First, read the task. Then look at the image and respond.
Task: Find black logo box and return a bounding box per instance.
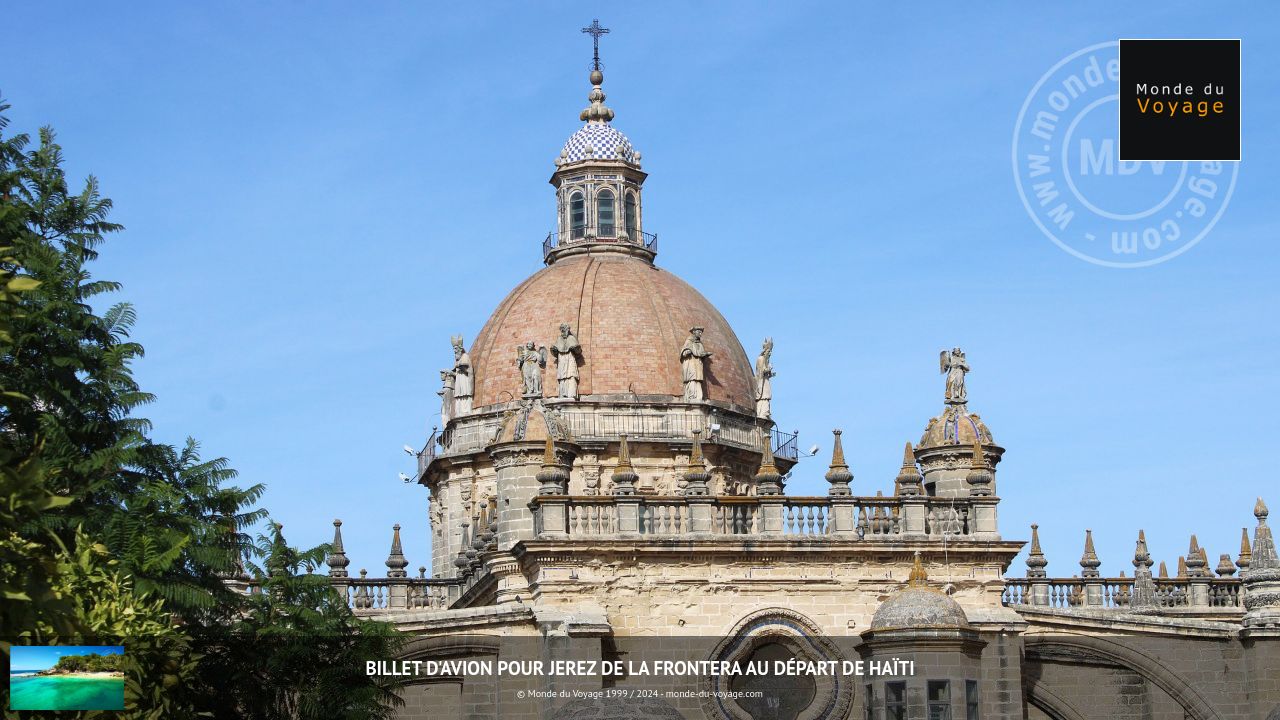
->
[1119,39,1240,161]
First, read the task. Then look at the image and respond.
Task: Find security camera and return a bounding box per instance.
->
[808,444,820,456]
[403,444,416,456]
[399,473,412,483]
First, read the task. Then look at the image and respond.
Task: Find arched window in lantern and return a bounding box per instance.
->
[570,192,586,239]
[625,191,638,237]
[597,189,616,237]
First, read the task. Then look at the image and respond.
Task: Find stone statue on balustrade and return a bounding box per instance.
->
[755,337,775,418]
[681,327,712,401]
[437,369,455,428]
[940,347,969,405]
[550,323,582,399]
[516,341,548,397]
[451,336,474,415]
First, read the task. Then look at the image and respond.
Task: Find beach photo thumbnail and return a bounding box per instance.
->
[9,645,126,711]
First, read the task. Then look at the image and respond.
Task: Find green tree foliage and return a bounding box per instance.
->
[53,651,123,674]
[199,523,406,720]
[1,95,406,718]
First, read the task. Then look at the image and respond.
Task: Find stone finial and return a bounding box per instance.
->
[1026,524,1048,579]
[1159,561,1169,579]
[1133,529,1151,568]
[1252,497,1278,571]
[1243,497,1280,626]
[966,440,993,497]
[908,550,929,587]
[536,437,568,495]
[385,524,408,578]
[682,430,711,496]
[824,430,853,496]
[894,441,924,497]
[1130,530,1157,610]
[1237,528,1252,571]
[326,519,350,578]
[1185,535,1207,577]
[579,70,616,122]
[1216,554,1237,577]
[754,432,783,496]
[611,434,639,496]
[1079,529,1101,578]
[1177,556,1188,578]
[453,522,471,571]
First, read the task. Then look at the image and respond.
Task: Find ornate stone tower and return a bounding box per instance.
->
[915,348,1005,497]
[417,33,797,584]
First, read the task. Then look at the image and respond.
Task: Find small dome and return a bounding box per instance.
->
[871,588,971,630]
[919,405,994,449]
[561,122,638,164]
[493,404,549,444]
[871,555,971,630]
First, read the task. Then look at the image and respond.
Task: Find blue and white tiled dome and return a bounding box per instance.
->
[560,123,638,164]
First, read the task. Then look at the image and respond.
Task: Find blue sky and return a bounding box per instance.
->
[10,646,124,672]
[4,3,1278,581]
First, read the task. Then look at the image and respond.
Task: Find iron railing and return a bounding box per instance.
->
[773,428,799,460]
[543,227,658,261]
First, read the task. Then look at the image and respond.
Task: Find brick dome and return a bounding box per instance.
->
[469,252,755,410]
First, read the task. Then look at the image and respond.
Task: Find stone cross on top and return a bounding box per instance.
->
[582,19,610,70]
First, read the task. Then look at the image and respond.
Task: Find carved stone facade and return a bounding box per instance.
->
[313,48,1279,720]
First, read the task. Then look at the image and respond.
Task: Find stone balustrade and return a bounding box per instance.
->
[330,571,460,615]
[1002,577,1243,610]
[421,406,801,475]
[530,494,997,539]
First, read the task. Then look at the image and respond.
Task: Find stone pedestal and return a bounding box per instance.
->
[901,498,928,537]
[616,496,641,534]
[829,497,856,536]
[759,497,785,535]
[688,497,714,534]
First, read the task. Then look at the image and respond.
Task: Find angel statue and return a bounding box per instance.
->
[754,337,775,419]
[550,323,582,399]
[940,347,969,405]
[516,341,548,397]
[451,336,473,415]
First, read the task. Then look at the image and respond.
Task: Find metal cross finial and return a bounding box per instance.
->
[581,19,610,70]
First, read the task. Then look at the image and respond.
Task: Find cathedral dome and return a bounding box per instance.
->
[560,122,638,164]
[468,252,755,410]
